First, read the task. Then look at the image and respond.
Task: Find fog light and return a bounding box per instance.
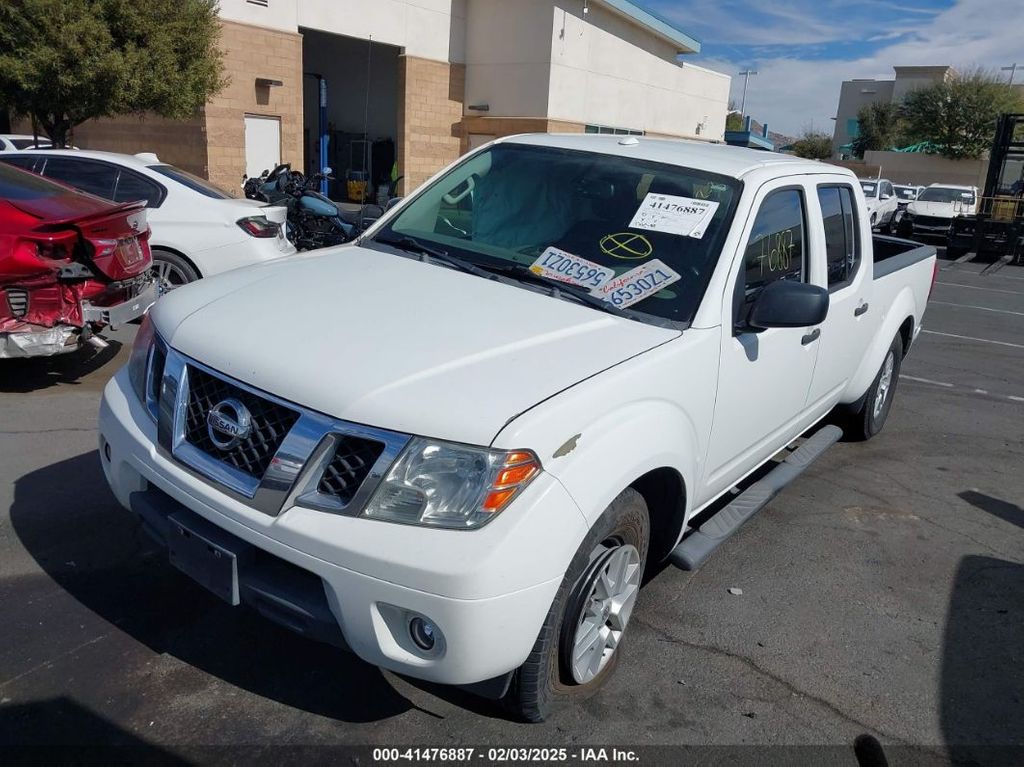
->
[409,616,437,651]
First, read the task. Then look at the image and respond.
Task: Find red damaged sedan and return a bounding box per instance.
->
[0,162,156,358]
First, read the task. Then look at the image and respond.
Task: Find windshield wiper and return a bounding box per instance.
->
[373,234,496,281]
[479,262,630,318]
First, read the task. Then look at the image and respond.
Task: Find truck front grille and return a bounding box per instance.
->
[317,436,386,505]
[6,289,28,318]
[913,215,951,228]
[183,365,300,479]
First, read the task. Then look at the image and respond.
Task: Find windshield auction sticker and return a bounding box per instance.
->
[629,193,720,239]
[594,259,682,309]
[530,247,615,290]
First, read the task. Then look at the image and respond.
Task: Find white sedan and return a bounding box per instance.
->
[0,149,295,288]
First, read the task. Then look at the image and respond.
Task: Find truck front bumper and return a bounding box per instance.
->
[98,369,578,689]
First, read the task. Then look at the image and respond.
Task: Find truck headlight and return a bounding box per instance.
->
[128,314,156,406]
[362,438,541,529]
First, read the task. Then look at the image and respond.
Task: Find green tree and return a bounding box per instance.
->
[725,112,744,132]
[791,129,833,160]
[0,0,227,146]
[901,69,1024,159]
[851,102,904,158]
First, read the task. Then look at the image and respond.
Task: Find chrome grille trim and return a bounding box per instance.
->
[154,345,410,516]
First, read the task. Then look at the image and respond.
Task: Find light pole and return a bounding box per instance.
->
[1002,63,1018,87]
[738,69,758,116]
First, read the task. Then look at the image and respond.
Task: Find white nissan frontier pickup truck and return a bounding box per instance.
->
[99,135,937,721]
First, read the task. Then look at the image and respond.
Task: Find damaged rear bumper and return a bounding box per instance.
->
[0,324,78,359]
[1,278,157,359]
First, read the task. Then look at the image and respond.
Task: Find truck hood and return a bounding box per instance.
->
[152,245,678,445]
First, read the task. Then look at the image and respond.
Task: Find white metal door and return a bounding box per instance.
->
[244,115,281,179]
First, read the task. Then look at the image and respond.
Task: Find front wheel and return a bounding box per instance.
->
[847,333,903,441]
[502,488,649,722]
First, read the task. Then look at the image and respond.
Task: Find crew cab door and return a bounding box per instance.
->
[806,180,878,407]
[703,181,823,498]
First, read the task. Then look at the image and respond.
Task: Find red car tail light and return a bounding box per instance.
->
[928,259,939,299]
[237,215,281,238]
[12,230,78,267]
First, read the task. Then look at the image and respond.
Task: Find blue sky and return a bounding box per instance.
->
[642,0,1023,136]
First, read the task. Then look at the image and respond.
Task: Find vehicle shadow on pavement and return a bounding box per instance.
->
[8,451,438,724]
[0,696,189,761]
[939,491,1024,761]
[0,341,123,393]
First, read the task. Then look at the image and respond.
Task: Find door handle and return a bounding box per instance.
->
[854,302,870,317]
[801,328,821,345]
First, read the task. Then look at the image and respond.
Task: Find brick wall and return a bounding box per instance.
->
[397,56,466,193]
[205,19,304,193]
[12,113,208,177]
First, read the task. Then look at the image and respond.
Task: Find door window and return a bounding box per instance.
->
[42,158,118,199]
[817,185,860,290]
[743,189,806,295]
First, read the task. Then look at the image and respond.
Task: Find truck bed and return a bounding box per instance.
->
[873,235,936,279]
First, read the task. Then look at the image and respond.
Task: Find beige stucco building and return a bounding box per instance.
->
[61,0,730,196]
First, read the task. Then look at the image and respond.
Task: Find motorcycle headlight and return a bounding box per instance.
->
[362,438,541,529]
[128,313,156,406]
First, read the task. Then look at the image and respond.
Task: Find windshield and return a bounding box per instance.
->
[894,186,918,200]
[150,164,231,199]
[860,181,878,196]
[918,187,975,205]
[375,143,741,324]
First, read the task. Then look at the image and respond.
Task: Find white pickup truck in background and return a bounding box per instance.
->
[99,135,937,721]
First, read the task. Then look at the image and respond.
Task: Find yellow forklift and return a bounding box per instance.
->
[948,113,1024,264]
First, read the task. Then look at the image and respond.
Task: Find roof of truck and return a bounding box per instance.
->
[500,133,837,181]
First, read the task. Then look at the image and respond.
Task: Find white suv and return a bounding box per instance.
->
[899,183,979,239]
[859,177,899,231]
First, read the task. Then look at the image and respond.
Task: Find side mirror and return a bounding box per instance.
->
[880,193,893,200]
[749,280,829,330]
[385,196,403,211]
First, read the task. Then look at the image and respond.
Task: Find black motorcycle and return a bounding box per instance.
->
[243,164,386,251]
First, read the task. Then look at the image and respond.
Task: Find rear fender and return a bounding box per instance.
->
[845,283,917,402]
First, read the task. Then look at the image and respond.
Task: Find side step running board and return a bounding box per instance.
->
[670,425,843,571]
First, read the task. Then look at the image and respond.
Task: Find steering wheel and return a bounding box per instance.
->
[443,175,476,205]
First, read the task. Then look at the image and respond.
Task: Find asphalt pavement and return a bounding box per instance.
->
[0,251,1021,763]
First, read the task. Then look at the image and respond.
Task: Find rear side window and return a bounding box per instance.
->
[743,188,806,295]
[42,157,118,199]
[817,185,860,290]
[113,169,164,207]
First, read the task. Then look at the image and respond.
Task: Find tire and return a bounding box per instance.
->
[152,249,200,291]
[502,488,650,722]
[945,244,969,260]
[847,333,903,441]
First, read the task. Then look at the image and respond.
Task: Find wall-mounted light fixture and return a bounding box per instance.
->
[256,78,284,88]
[468,103,490,112]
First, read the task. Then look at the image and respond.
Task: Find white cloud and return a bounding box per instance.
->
[686,0,1024,136]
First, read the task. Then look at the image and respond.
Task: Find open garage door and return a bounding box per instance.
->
[301,29,400,203]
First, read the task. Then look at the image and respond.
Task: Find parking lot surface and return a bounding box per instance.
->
[1,253,1021,760]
